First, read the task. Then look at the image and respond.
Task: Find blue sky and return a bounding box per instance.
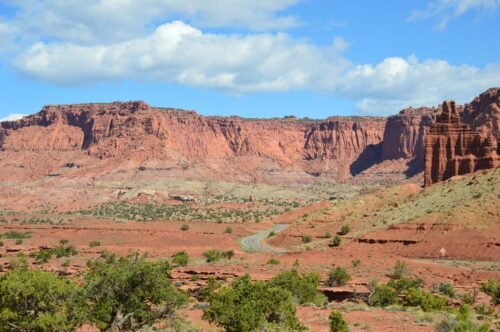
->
[0,0,499,121]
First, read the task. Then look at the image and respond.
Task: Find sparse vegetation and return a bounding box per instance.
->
[391,260,409,280]
[203,249,235,263]
[329,310,349,332]
[480,279,499,304]
[89,240,101,247]
[270,270,326,305]
[339,224,350,235]
[171,251,189,267]
[327,267,352,287]
[329,236,342,247]
[180,224,190,231]
[266,258,281,265]
[302,235,312,243]
[202,275,305,332]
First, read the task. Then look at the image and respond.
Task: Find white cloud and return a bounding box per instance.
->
[409,0,500,29]
[4,0,300,45]
[14,21,347,94]
[339,56,500,114]
[0,113,27,122]
[14,22,500,115]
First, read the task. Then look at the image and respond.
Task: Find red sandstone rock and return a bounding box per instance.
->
[0,101,386,182]
[424,99,499,186]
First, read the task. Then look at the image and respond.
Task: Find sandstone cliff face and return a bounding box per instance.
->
[424,100,499,186]
[0,101,386,182]
[382,107,436,161]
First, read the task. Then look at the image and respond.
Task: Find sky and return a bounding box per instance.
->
[0,0,499,121]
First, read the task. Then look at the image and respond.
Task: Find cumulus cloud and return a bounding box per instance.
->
[14,21,500,115]
[409,0,500,29]
[14,21,347,93]
[4,0,300,45]
[0,113,27,122]
[337,56,500,114]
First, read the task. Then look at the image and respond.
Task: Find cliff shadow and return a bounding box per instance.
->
[349,142,383,176]
[405,157,424,177]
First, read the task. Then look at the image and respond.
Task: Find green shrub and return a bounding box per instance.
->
[85,252,187,330]
[266,258,281,265]
[369,284,398,307]
[60,239,69,245]
[403,288,447,312]
[339,224,350,236]
[325,232,332,238]
[302,235,312,243]
[203,275,305,332]
[0,231,31,240]
[388,277,424,293]
[391,260,409,280]
[89,240,101,248]
[180,224,190,231]
[0,269,85,330]
[203,250,235,263]
[435,305,489,332]
[434,282,455,298]
[15,239,23,245]
[329,236,342,247]
[329,310,348,332]
[224,227,233,234]
[32,249,53,264]
[171,251,189,267]
[271,270,326,305]
[480,279,499,304]
[327,267,351,287]
[352,259,361,268]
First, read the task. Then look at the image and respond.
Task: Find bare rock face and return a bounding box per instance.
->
[424,99,499,186]
[382,107,436,161]
[0,101,386,183]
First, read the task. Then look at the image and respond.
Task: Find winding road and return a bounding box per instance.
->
[240,224,289,253]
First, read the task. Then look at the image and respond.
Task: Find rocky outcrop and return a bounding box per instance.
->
[0,101,387,182]
[382,107,436,161]
[424,100,499,186]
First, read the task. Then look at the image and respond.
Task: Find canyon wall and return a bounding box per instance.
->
[0,101,386,182]
[424,99,499,186]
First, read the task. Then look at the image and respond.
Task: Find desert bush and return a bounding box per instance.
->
[391,260,409,280]
[403,288,447,311]
[270,270,326,305]
[368,284,398,307]
[15,239,23,245]
[203,275,305,332]
[480,279,499,304]
[329,310,348,332]
[339,224,350,236]
[224,227,233,234]
[266,258,281,265]
[0,231,31,240]
[180,224,190,231]
[327,267,352,287]
[302,235,312,243]
[434,282,456,298]
[352,259,361,268]
[325,232,332,238]
[387,277,424,293]
[435,305,489,332]
[329,236,342,247]
[89,240,101,247]
[0,269,85,331]
[31,249,53,264]
[84,252,187,331]
[203,250,234,263]
[171,251,189,267]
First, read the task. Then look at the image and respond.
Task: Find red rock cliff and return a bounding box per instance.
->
[0,101,386,182]
[424,99,499,186]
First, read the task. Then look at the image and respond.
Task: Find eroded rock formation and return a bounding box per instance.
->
[0,101,386,182]
[424,99,499,186]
